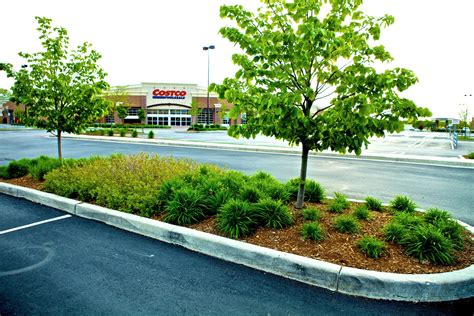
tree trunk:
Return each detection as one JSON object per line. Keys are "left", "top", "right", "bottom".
{"left": 295, "top": 143, "right": 310, "bottom": 209}
{"left": 57, "top": 130, "right": 63, "bottom": 162}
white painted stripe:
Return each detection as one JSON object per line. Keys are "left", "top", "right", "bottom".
{"left": 0, "top": 215, "right": 72, "bottom": 235}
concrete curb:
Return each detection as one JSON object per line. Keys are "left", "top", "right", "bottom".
{"left": 62, "top": 134, "right": 474, "bottom": 168}
{"left": 1, "top": 182, "right": 473, "bottom": 302}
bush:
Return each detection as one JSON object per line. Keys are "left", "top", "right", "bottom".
{"left": 98, "top": 129, "right": 105, "bottom": 136}
{"left": 353, "top": 205, "right": 371, "bottom": 220}
{"left": 220, "top": 171, "right": 248, "bottom": 195}
{"left": 263, "top": 183, "right": 291, "bottom": 203}
{"left": 304, "top": 180, "right": 326, "bottom": 203}
{"left": 217, "top": 199, "right": 257, "bottom": 239}
{"left": 164, "top": 188, "right": 206, "bottom": 225}
{"left": 148, "top": 130, "right": 154, "bottom": 139}
{"left": 402, "top": 225, "right": 454, "bottom": 265}
{"left": 6, "top": 158, "right": 31, "bottom": 179}
{"left": 333, "top": 192, "right": 350, "bottom": 209}
{"left": 286, "top": 178, "right": 325, "bottom": 203}
{"left": 254, "top": 198, "right": 293, "bottom": 229}
{"left": 205, "top": 190, "right": 232, "bottom": 215}
{"left": 45, "top": 154, "right": 201, "bottom": 215}
{"left": 29, "top": 156, "right": 62, "bottom": 180}
{"left": 0, "top": 166, "right": 8, "bottom": 179}
{"left": 301, "top": 222, "right": 325, "bottom": 241}
{"left": 383, "top": 222, "right": 407, "bottom": 243}
{"left": 107, "top": 129, "right": 114, "bottom": 136}
{"left": 424, "top": 208, "right": 452, "bottom": 224}
{"left": 302, "top": 207, "right": 321, "bottom": 221}
{"left": 365, "top": 196, "right": 384, "bottom": 212}
{"left": 239, "top": 185, "right": 263, "bottom": 203}
{"left": 467, "top": 152, "right": 474, "bottom": 159}
{"left": 358, "top": 236, "right": 386, "bottom": 259}
{"left": 131, "top": 130, "right": 138, "bottom": 138}
{"left": 393, "top": 212, "right": 423, "bottom": 229}
{"left": 333, "top": 215, "right": 359, "bottom": 233}
{"left": 156, "top": 177, "right": 188, "bottom": 210}
{"left": 390, "top": 195, "right": 417, "bottom": 213}
{"left": 119, "top": 129, "right": 126, "bottom": 137}
{"left": 328, "top": 201, "right": 344, "bottom": 214}
{"left": 435, "top": 219, "right": 466, "bottom": 251}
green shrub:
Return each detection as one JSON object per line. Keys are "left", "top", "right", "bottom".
{"left": 328, "top": 201, "right": 344, "bottom": 214}
{"left": 333, "top": 192, "right": 350, "bottom": 209}
{"left": 220, "top": 171, "right": 248, "bottom": 196}
{"left": 250, "top": 171, "right": 275, "bottom": 182}
{"left": 205, "top": 190, "right": 232, "bottom": 215}
{"left": 467, "top": 152, "right": 474, "bottom": 159}
{"left": 239, "top": 185, "right": 263, "bottom": 203}
{"left": 390, "top": 195, "right": 416, "bottom": 213}
{"left": 393, "top": 212, "right": 423, "bottom": 229}
{"left": 301, "top": 222, "right": 325, "bottom": 241}
{"left": 131, "top": 130, "right": 138, "bottom": 138}
{"left": 98, "top": 129, "right": 105, "bottom": 136}
{"left": 333, "top": 215, "right": 359, "bottom": 233}
{"left": 353, "top": 205, "right": 371, "bottom": 220}
{"left": 365, "top": 196, "right": 384, "bottom": 212}
{"left": 286, "top": 178, "right": 325, "bottom": 203}
{"left": 29, "top": 156, "right": 62, "bottom": 180}
{"left": 435, "top": 220, "right": 466, "bottom": 251}
{"left": 302, "top": 207, "right": 321, "bottom": 221}
{"left": 264, "top": 183, "right": 291, "bottom": 203}
{"left": 119, "top": 129, "right": 126, "bottom": 137}
{"left": 304, "top": 180, "right": 326, "bottom": 203}
{"left": 164, "top": 188, "right": 206, "bottom": 225}
{"left": 254, "top": 198, "right": 293, "bottom": 229}
{"left": 358, "top": 236, "right": 386, "bottom": 259}
{"left": 217, "top": 199, "right": 257, "bottom": 239}
{"left": 402, "top": 225, "right": 454, "bottom": 265}
{"left": 45, "top": 154, "right": 201, "bottom": 215}
{"left": 6, "top": 158, "right": 31, "bottom": 179}
{"left": 424, "top": 208, "right": 452, "bottom": 224}
{"left": 0, "top": 165, "right": 8, "bottom": 179}
{"left": 383, "top": 222, "right": 407, "bottom": 243}
{"left": 107, "top": 129, "right": 114, "bottom": 136}
{"left": 148, "top": 130, "right": 154, "bottom": 139}
{"left": 156, "top": 177, "right": 188, "bottom": 210}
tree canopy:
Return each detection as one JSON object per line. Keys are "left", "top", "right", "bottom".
{"left": 212, "top": 0, "right": 431, "bottom": 208}
{"left": 0, "top": 17, "right": 109, "bottom": 160}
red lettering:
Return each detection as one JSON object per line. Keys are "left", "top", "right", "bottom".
{"left": 152, "top": 89, "right": 187, "bottom": 97}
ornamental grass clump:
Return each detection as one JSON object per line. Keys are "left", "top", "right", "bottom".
{"left": 5, "top": 158, "right": 31, "bottom": 179}
{"left": 358, "top": 236, "right": 386, "bottom": 259}
{"left": 239, "top": 185, "right": 263, "bottom": 203}
{"left": 164, "top": 188, "right": 206, "bottom": 225}
{"left": 302, "top": 207, "right": 321, "bottom": 221}
{"left": 301, "top": 222, "right": 325, "bottom": 241}
{"left": 333, "top": 215, "right": 359, "bottom": 234}
{"left": 285, "top": 178, "right": 325, "bottom": 203}
{"left": 423, "top": 208, "right": 452, "bottom": 224}
{"left": 148, "top": 130, "right": 154, "bottom": 139}
{"left": 217, "top": 199, "right": 257, "bottom": 239}
{"left": 254, "top": 198, "right": 293, "bottom": 229}
{"left": 365, "top": 196, "right": 384, "bottom": 212}
{"left": 353, "top": 205, "right": 371, "bottom": 220}
{"left": 390, "top": 195, "right": 417, "bottom": 213}
{"left": 383, "top": 222, "right": 407, "bottom": 243}
{"left": 402, "top": 225, "right": 455, "bottom": 265}
{"left": 29, "top": 156, "right": 62, "bottom": 180}
{"left": 333, "top": 192, "right": 350, "bottom": 209}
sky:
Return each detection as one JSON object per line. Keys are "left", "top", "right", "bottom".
{"left": 1, "top": 0, "right": 473, "bottom": 119}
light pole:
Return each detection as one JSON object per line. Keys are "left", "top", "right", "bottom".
{"left": 203, "top": 45, "right": 215, "bottom": 126}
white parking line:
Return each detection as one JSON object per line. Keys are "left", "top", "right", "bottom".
{"left": 0, "top": 215, "right": 72, "bottom": 235}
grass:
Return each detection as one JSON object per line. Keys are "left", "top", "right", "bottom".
{"left": 2, "top": 153, "right": 470, "bottom": 268}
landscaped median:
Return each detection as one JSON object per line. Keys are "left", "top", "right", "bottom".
{"left": 0, "top": 181, "right": 473, "bottom": 302}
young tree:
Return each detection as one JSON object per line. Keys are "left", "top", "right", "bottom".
{"left": 212, "top": 0, "right": 431, "bottom": 208}
{"left": 138, "top": 108, "right": 146, "bottom": 133}
{"left": 458, "top": 107, "right": 470, "bottom": 130}
{"left": 0, "top": 17, "right": 109, "bottom": 161}
{"left": 103, "top": 85, "right": 132, "bottom": 124}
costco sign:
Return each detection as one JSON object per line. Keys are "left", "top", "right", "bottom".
{"left": 152, "top": 89, "right": 187, "bottom": 100}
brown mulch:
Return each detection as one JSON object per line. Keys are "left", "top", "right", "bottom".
{"left": 2, "top": 176, "right": 473, "bottom": 274}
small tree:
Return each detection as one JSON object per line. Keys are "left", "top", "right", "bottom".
{"left": 459, "top": 107, "right": 470, "bottom": 130}
{"left": 213, "top": 0, "right": 431, "bottom": 208}
{"left": 138, "top": 108, "right": 146, "bottom": 133}
{"left": 117, "top": 105, "right": 128, "bottom": 123}
{"left": 0, "top": 17, "right": 109, "bottom": 161}
{"left": 103, "top": 85, "right": 131, "bottom": 124}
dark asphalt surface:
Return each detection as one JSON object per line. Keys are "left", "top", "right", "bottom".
{"left": 1, "top": 194, "right": 472, "bottom": 315}
{"left": 0, "top": 130, "right": 473, "bottom": 225}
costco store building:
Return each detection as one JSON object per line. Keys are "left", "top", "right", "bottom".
{"left": 101, "top": 82, "right": 241, "bottom": 127}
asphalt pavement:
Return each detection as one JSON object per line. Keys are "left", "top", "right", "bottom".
{"left": 1, "top": 194, "right": 472, "bottom": 315}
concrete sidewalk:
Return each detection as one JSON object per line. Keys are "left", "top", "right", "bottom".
{"left": 63, "top": 133, "right": 474, "bottom": 168}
